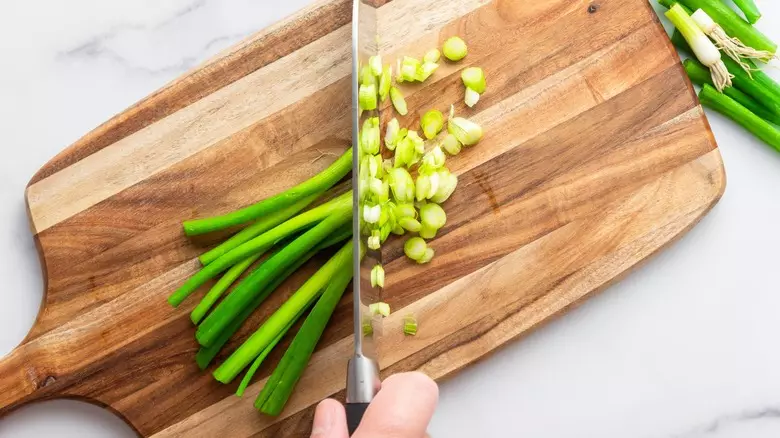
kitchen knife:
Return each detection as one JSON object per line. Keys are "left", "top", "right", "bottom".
{"left": 346, "top": 0, "right": 382, "bottom": 435}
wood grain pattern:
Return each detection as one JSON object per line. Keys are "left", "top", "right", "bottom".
{"left": 1, "top": 0, "right": 724, "bottom": 436}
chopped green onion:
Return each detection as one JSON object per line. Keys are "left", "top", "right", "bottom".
{"left": 182, "top": 148, "right": 352, "bottom": 236}
{"left": 361, "top": 65, "right": 375, "bottom": 87}
{"left": 419, "top": 203, "right": 446, "bottom": 229}
{"left": 699, "top": 83, "right": 780, "bottom": 151}
{"left": 399, "top": 217, "right": 422, "bottom": 232}
{"left": 379, "top": 66, "right": 392, "bottom": 102}
{"left": 214, "top": 242, "right": 352, "bottom": 383}
{"left": 254, "top": 260, "right": 353, "bottom": 416}
{"left": 371, "top": 264, "right": 385, "bottom": 288}
{"left": 388, "top": 168, "right": 415, "bottom": 203}
{"left": 363, "top": 204, "right": 381, "bottom": 224}
{"left": 465, "top": 88, "right": 480, "bottom": 108}
{"left": 417, "top": 247, "right": 435, "bottom": 264}
{"left": 666, "top": 4, "right": 731, "bottom": 91}
{"left": 404, "top": 237, "right": 427, "bottom": 261}
{"left": 390, "top": 87, "right": 408, "bottom": 116}
{"left": 403, "top": 315, "right": 418, "bottom": 336}
{"left": 441, "top": 133, "right": 462, "bottom": 155}
{"left": 442, "top": 36, "right": 468, "bottom": 61}
{"left": 385, "top": 118, "right": 401, "bottom": 150}
{"left": 421, "top": 110, "right": 444, "bottom": 139}
{"left": 418, "top": 224, "right": 437, "bottom": 240}
{"left": 369, "top": 55, "right": 383, "bottom": 77}
{"left": 415, "top": 174, "right": 432, "bottom": 202}
{"left": 369, "top": 302, "right": 390, "bottom": 317}
{"left": 416, "top": 62, "right": 439, "bottom": 82}
{"left": 448, "top": 106, "right": 484, "bottom": 146}
{"left": 461, "top": 67, "right": 486, "bottom": 94}
{"left": 361, "top": 117, "right": 381, "bottom": 155}
{"left": 401, "top": 56, "right": 421, "bottom": 82}
{"left": 367, "top": 230, "right": 381, "bottom": 250}
{"left": 359, "top": 84, "right": 378, "bottom": 111}
{"left": 395, "top": 203, "right": 417, "bottom": 219}
{"left": 424, "top": 49, "right": 441, "bottom": 63}
{"left": 430, "top": 169, "right": 457, "bottom": 204}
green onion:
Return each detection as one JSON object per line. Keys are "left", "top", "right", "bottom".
{"left": 461, "top": 67, "right": 486, "bottom": 94}
{"left": 684, "top": 59, "right": 780, "bottom": 125}
{"left": 254, "top": 261, "right": 353, "bottom": 416}
{"left": 388, "top": 168, "right": 415, "bottom": 203}
{"left": 421, "top": 110, "right": 444, "bottom": 140}
{"left": 691, "top": 9, "right": 772, "bottom": 69}
{"left": 214, "top": 241, "right": 353, "bottom": 383}
{"left": 448, "top": 106, "right": 483, "bottom": 146}
{"left": 416, "top": 62, "right": 439, "bottom": 82}
{"left": 418, "top": 224, "right": 437, "bottom": 240}
{"left": 732, "top": 0, "right": 761, "bottom": 24}
{"left": 666, "top": 4, "right": 732, "bottom": 91}
{"left": 369, "top": 302, "right": 390, "bottom": 317}
{"left": 379, "top": 66, "right": 392, "bottom": 102}
{"left": 361, "top": 117, "right": 381, "bottom": 155}
{"left": 369, "top": 55, "right": 382, "bottom": 77}
{"left": 417, "top": 247, "right": 435, "bottom": 264}
{"left": 424, "top": 49, "right": 441, "bottom": 63}
{"left": 674, "top": 0, "right": 776, "bottom": 55}
{"left": 193, "top": 226, "right": 352, "bottom": 370}
{"left": 465, "top": 88, "right": 480, "bottom": 108}
{"left": 385, "top": 118, "right": 400, "bottom": 150}
{"left": 360, "top": 84, "right": 378, "bottom": 111}
{"left": 404, "top": 237, "right": 427, "bottom": 261}
{"left": 361, "top": 66, "right": 376, "bottom": 88}
{"left": 657, "top": 0, "right": 692, "bottom": 14}
{"left": 430, "top": 169, "right": 458, "bottom": 204}
{"left": 182, "top": 148, "right": 352, "bottom": 236}
{"left": 441, "top": 133, "right": 462, "bottom": 155}
{"left": 199, "top": 195, "right": 318, "bottom": 266}
{"left": 390, "top": 87, "right": 408, "bottom": 116}
{"left": 699, "top": 83, "right": 780, "bottom": 151}
{"left": 169, "top": 191, "right": 352, "bottom": 307}
{"left": 403, "top": 315, "right": 418, "bottom": 336}
{"left": 419, "top": 203, "right": 446, "bottom": 230}
{"left": 196, "top": 205, "right": 352, "bottom": 348}
{"left": 371, "top": 264, "right": 385, "bottom": 288}
{"left": 673, "top": 31, "right": 780, "bottom": 116}
{"left": 399, "top": 217, "right": 422, "bottom": 232}
{"left": 191, "top": 253, "right": 262, "bottom": 325}
{"left": 442, "top": 36, "right": 468, "bottom": 61}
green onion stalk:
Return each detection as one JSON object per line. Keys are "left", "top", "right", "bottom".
{"left": 661, "top": 0, "right": 776, "bottom": 56}
{"left": 699, "top": 83, "right": 780, "bottom": 151}
{"left": 194, "top": 225, "right": 351, "bottom": 370}
{"left": 182, "top": 148, "right": 352, "bottom": 236}
{"left": 732, "top": 0, "right": 761, "bottom": 25}
{"left": 196, "top": 207, "right": 353, "bottom": 348}
{"left": 672, "top": 31, "right": 780, "bottom": 117}
{"left": 213, "top": 241, "right": 353, "bottom": 384}
{"left": 168, "top": 191, "right": 352, "bottom": 307}
{"left": 255, "top": 259, "right": 353, "bottom": 415}
{"left": 683, "top": 59, "right": 780, "bottom": 125}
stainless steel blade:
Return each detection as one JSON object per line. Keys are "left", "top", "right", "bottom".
{"left": 347, "top": 0, "right": 381, "bottom": 409}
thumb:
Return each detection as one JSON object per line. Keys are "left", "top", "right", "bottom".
{"left": 311, "top": 399, "right": 349, "bottom": 438}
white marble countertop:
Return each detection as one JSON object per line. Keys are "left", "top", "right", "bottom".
{"left": 1, "top": 1, "right": 780, "bottom": 437}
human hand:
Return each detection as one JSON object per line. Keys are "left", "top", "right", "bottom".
{"left": 311, "top": 372, "right": 439, "bottom": 438}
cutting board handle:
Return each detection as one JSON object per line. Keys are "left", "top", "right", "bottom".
{"left": 0, "top": 346, "right": 50, "bottom": 416}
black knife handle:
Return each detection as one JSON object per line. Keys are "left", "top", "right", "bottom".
{"left": 345, "top": 402, "right": 370, "bottom": 435}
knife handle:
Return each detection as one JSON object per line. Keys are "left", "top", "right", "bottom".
{"left": 345, "top": 402, "right": 370, "bottom": 435}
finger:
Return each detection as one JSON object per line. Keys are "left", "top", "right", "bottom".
{"left": 354, "top": 372, "right": 439, "bottom": 438}
{"left": 311, "top": 399, "right": 349, "bottom": 438}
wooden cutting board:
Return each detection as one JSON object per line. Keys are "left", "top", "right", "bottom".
{"left": 0, "top": 0, "right": 724, "bottom": 436}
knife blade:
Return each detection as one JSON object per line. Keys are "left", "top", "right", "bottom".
{"left": 346, "top": 0, "right": 382, "bottom": 434}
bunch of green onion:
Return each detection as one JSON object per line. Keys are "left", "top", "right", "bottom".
{"left": 660, "top": 0, "right": 780, "bottom": 152}
{"left": 167, "top": 35, "right": 487, "bottom": 417}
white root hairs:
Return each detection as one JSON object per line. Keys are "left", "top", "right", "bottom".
{"left": 709, "top": 26, "right": 775, "bottom": 78}
{"left": 710, "top": 61, "right": 734, "bottom": 92}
